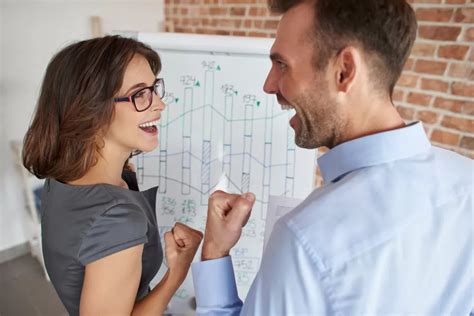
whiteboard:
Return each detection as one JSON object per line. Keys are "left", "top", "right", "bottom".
{"left": 131, "top": 32, "right": 317, "bottom": 314}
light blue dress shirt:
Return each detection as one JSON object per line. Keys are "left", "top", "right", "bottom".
{"left": 192, "top": 122, "right": 473, "bottom": 315}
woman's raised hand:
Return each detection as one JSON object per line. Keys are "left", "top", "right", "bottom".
{"left": 164, "top": 222, "right": 203, "bottom": 284}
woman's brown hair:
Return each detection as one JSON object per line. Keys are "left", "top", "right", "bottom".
{"left": 22, "top": 35, "right": 161, "bottom": 182}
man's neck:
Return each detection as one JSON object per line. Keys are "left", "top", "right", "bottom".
{"left": 333, "top": 99, "right": 406, "bottom": 148}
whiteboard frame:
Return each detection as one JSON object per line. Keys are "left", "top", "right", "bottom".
{"left": 136, "top": 32, "right": 274, "bottom": 56}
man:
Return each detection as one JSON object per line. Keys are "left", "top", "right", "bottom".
{"left": 193, "top": 0, "right": 473, "bottom": 314}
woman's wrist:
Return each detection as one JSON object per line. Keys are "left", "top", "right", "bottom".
{"left": 166, "top": 267, "right": 189, "bottom": 287}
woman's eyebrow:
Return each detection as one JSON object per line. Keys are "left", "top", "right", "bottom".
{"left": 124, "top": 82, "right": 147, "bottom": 95}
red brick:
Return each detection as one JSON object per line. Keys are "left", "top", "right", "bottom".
{"left": 421, "top": 78, "right": 449, "bottom": 92}
{"left": 417, "top": 110, "right": 439, "bottom": 124}
{"left": 438, "top": 45, "right": 470, "bottom": 60}
{"left": 454, "top": 7, "right": 474, "bottom": 23}
{"left": 416, "top": 8, "right": 453, "bottom": 22}
{"left": 392, "top": 89, "right": 405, "bottom": 102}
{"left": 175, "top": 26, "right": 194, "bottom": 33}
{"left": 248, "top": 31, "right": 268, "bottom": 37}
{"left": 448, "top": 63, "right": 474, "bottom": 80}
{"left": 264, "top": 19, "right": 279, "bottom": 29}
{"left": 408, "top": 0, "right": 442, "bottom": 3}
{"left": 465, "top": 28, "right": 474, "bottom": 42}
{"left": 407, "top": 92, "right": 432, "bottom": 106}
{"left": 419, "top": 26, "right": 462, "bottom": 41}
{"left": 397, "top": 74, "right": 419, "bottom": 88}
{"left": 230, "top": 7, "right": 246, "bottom": 16}
{"left": 451, "top": 82, "right": 474, "bottom": 98}
{"left": 460, "top": 136, "right": 474, "bottom": 150}
{"left": 222, "top": 0, "right": 255, "bottom": 3}
{"left": 431, "top": 129, "right": 461, "bottom": 146}
{"left": 232, "top": 31, "right": 247, "bottom": 36}
{"left": 195, "top": 28, "right": 206, "bottom": 34}
{"left": 434, "top": 97, "right": 474, "bottom": 115}
{"left": 210, "top": 7, "right": 227, "bottom": 15}
{"left": 217, "top": 19, "right": 240, "bottom": 28}
{"left": 199, "top": 7, "right": 210, "bottom": 15}
{"left": 414, "top": 60, "right": 447, "bottom": 75}
{"left": 396, "top": 105, "right": 415, "bottom": 120}
{"left": 442, "top": 116, "right": 474, "bottom": 133}
{"left": 411, "top": 43, "right": 437, "bottom": 57}
{"left": 249, "top": 7, "right": 267, "bottom": 16}
{"left": 403, "top": 58, "right": 415, "bottom": 71}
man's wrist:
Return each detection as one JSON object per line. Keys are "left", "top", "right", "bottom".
{"left": 201, "top": 241, "right": 230, "bottom": 261}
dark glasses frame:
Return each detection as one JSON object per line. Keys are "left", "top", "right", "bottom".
{"left": 114, "top": 78, "right": 165, "bottom": 112}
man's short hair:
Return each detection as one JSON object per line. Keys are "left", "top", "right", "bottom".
{"left": 269, "top": 0, "right": 417, "bottom": 95}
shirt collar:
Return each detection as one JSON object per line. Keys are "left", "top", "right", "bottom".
{"left": 318, "top": 122, "right": 431, "bottom": 183}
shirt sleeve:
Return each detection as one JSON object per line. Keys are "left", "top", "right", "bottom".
{"left": 191, "top": 220, "right": 329, "bottom": 315}
{"left": 241, "top": 220, "right": 329, "bottom": 315}
{"left": 77, "top": 203, "right": 148, "bottom": 265}
{"left": 192, "top": 256, "right": 243, "bottom": 315}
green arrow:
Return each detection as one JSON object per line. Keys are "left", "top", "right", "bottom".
{"left": 175, "top": 98, "right": 179, "bottom": 103}
{"left": 217, "top": 65, "right": 221, "bottom": 71}
{"left": 195, "top": 81, "right": 201, "bottom": 87}
{"left": 234, "top": 91, "right": 238, "bottom": 96}
{"left": 256, "top": 101, "right": 261, "bottom": 107}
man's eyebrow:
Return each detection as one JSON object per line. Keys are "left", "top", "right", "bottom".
{"left": 269, "top": 52, "right": 286, "bottom": 62}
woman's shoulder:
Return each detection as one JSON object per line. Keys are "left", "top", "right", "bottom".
{"left": 41, "top": 179, "right": 152, "bottom": 267}
{"left": 43, "top": 177, "right": 148, "bottom": 213}
{"left": 76, "top": 202, "right": 149, "bottom": 265}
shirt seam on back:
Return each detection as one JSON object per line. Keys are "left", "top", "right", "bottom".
{"left": 283, "top": 219, "right": 337, "bottom": 315}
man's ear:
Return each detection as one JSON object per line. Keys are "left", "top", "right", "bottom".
{"left": 334, "top": 46, "right": 361, "bottom": 93}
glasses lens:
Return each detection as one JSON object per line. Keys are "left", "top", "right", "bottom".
{"left": 154, "top": 80, "right": 165, "bottom": 99}
{"left": 134, "top": 88, "right": 152, "bottom": 111}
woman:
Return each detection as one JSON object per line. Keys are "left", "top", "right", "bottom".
{"left": 22, "top": 35, "right": 203, "bottom": 315}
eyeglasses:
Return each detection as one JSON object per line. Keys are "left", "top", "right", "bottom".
{"left": 114, "top": 78, "right": 165, "bottom": 112}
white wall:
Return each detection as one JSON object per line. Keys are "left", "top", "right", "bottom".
{"left": 0, "top": 1, "right": 6, "bottom": 250}
{"left": 0, "top": 0, "right": 165, "bottom": 251}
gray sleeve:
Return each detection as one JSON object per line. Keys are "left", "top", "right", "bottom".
{"left": 77, "top": 203, "right": 148, "bottom": 265}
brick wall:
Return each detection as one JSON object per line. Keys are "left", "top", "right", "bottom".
{"left": 164, "top": 0, "right": 473, "bottom": 160}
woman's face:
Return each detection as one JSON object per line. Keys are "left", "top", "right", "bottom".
{"left": 105, "top": 54, "right": 165, "bottom": 154}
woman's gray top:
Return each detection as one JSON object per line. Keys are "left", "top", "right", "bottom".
{"left": 40, "top": 171, "right": 163, "bottom": 316}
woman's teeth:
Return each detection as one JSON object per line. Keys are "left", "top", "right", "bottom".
{"left": 281, "top": 104, "right": 294, "bottom": 111}
{"left": 139, "top": 119, "right": 159, "bottom": 128}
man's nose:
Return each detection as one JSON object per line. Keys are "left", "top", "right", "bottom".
{"left": 263, "top": 67, "right": 278, "bottom": 94}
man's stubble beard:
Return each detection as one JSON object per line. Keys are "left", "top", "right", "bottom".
{"left": 291, "top": 83, "right": 345, "bottom": 149}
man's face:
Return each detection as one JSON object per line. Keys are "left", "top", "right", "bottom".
{"left": 263, "top": 2, "right": 344, "bottom": 149}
